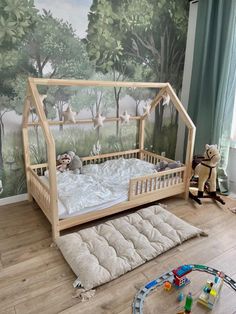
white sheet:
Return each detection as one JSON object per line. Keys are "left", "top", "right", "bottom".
{"left": 43, "top": 158, "right": 156, "bottom": 218}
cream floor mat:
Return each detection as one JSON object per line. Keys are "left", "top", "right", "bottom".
{"left": 56, "top": 204, "right": 204, "bottom": 290}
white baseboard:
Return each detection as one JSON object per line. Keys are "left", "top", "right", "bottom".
{"left": 0, "top": 193, "right": 28, "bottom": 206}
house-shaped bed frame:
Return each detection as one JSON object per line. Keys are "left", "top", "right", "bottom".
{"left": 22, "top": 78, "right": 195, "bottom": 240}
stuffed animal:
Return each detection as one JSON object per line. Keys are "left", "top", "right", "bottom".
{"left": 56, "top": 153, "right": 73, "bottom": 172}
{"left": 156, "top": 160, "right": 181, "bottom": 172}
{"left": 67, "top": 151, "right": 83, "bottom": 173}
{"left": 190, "top": 144, "right": 225, "bottom": 205}
{"left": 194, "top": 144, "right": 220, "bottom": 197}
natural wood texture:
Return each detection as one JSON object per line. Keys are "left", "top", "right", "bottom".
{"left": 184, "top": 127, "right": 196, "bottom": 198}
{"left": 22, "top": 78, "right": 195, "bottom": 239}
{"left": 140, "top": 87, "right": 167, "bottom": 119}
{"left": 27, "top": 116, "right": 140, "bottom": 127}
{"left": 27, "top": 78, "right": 59, "bottom": 239}
{"left": 166, "top": 83, "right": 196, "bottom": 199}
{"left": 81, "top": 149, "right": 140, "bottom": 164}
{"left": 139, "top": 119, "right": 145, "bottom": 159}
{"left": 32, "top": 77, "right": 169, "bottom": 88}
{"left": 0, "top": 197, "right": 236, "bottom": 314}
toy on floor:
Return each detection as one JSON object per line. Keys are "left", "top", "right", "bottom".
{"left": 177, "top": 292, "right": 184, "bottom": 302}
{"left": 132, "top": 264, "right": 236, "bottom": 314}
{"left": 164, "top": 281, "right": 172, "bottom": 291}
{"left": 173, "top": 265, "right": 192, "bottom": 289}
{"left": 189, "top": 144, "right": 225, "bottom": 205}
{"left": 197, "top": 271, "right": 225, "bottom": 309}
{"left": 184, "top": 292, "right": 193, "bottom": 313}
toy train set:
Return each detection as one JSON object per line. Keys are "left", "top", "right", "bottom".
{"left": 132, "top": 264, "right": 236, "bottom": 314}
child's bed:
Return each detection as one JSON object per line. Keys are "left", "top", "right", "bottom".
{"left": 22, "top": 78, "right": 195, "bottom": 239}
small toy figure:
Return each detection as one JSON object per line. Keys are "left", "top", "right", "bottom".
{"left": 67, "top": 151, "right": 82, "bottom": 173}
{"left": 177, "top": 292, "right": 184, "bottom": 302}
{"left": 184, "top": 292, "right": 193, "bottom": 313}
{"left": 173, "top": 265, "right": 192, "bottom": 289}
{"left": 56, "top": 153, "right": 72, "bottom": 172}
{"left": 198, "top": 271, "right": 225, "bottom": 309}
{"left": 164, "top": 281, "right": 172, "bottom": 291}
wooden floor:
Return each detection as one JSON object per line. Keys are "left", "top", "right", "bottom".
{"left": 0, "top": 196, "right": 236, "bottom": 314}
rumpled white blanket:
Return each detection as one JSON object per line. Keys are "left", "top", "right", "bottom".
{"left": 45, "top": 158, "right": 156, "bottom": 217}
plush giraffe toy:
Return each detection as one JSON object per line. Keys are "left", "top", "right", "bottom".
{"left": 190, "top": 144, "right": 225, "bottom": 205}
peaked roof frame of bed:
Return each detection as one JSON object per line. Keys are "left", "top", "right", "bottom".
{"left": 22, "top": 78, "right": 195, "bottom": 239}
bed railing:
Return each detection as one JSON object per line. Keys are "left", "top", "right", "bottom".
{"left": 81, "top": 149, "right": 181, "bottom": 166}
{"left": 81, "top": 149, "right": 140, "bottom": 165}
{"left": 129, "top": 166, "right": 186, "bottom": 200}
{"left": 28, "top": 166, "right": 52, "bottom": 223}
{"left": 140, "top": 149, "right": 179, "bottom": 164}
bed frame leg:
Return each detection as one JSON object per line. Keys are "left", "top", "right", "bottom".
{"left": 27, "top": 192, "right": 33, "bottom": 202}
{"left": 184, "top": 189, "right": 189, "bottom": 200}
{"left": 52, "top": 226, "right": 60, "bottom": 241}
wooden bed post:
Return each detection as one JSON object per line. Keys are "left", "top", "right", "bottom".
{"left": 28, "top": 78, "right": 60, "bottom": 240}
{"left": 166, "top": 84, "right": 196, "bottom": 200}
{"left": 139, "top": 118, "right": 145, "bottom": 159}
{"left": 22, "top": 88, "right": 33, "bottom": 202}
{"left": 184, "top": 127, "right": 196, "bottom": 199}
{"left": 139, "top": 87, "right": 168, "bottom": 160}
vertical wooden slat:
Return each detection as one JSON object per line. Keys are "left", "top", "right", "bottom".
{"left": 28, "top": 78, "right": 59, "bottom": 240}
{"left": 139, "top": 119, "right": 145, "bottom": 159}
{"left": 22, "top": 88, "right": 32, "bottom": 201}
{"left": 184, "top": 128, "right": 195, "bottom": 198}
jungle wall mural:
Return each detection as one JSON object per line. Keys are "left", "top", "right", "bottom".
{"left": 0, "top": 0, "right": 189, "bottom": 198}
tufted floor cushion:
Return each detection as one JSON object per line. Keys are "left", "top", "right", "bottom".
{"left": 56, "top": 205, "right": 204, "bottom": 290}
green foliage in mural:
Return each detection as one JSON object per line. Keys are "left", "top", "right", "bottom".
{"left": 0, "top": 4, "right": 95, "bottom": 197}
{"left": 86, "top": 0, "right": 188, "bottom": 87}
{"left": 0, "top": 0, "right": 37, "bottom": 96}
{"left": 0, "top": 0, "right": 37, "bottom": 46}
{"left": 0, "top": 0, "right": 189, "bottom": 198}
{"left": 86, "top": 0, "right": 189, "bottom": 158}
{"left": 23, "top": 10, "right": 92, "bottom": 79}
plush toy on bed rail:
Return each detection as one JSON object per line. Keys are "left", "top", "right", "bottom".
{"left": 56, "top": 153, "right": 73, "bottom": 172}
{"left": 67, "top": 151, "right": 82, "bottom": 173}
{"left": 56, "top": 151, "right": 82, "bottom": 173}
{"left": 189, "top": 144, "right": 225, "bottom": 205}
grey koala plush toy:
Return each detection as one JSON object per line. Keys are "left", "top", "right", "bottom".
{"left": 67, "top": 151, "right": 82, "bottom": 173}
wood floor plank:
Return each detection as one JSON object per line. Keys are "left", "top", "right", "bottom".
{"left": 59, "top": 272, "right": 147, "bottom": 314}
{"left": 0, "top": 307, "right": 16, "bottom": 314}
{"left": 14, "top": 280, "right": 78, "bottom": 314}
{"left": 0, "top": 197, "right": 236, "bottom": 314}
{"left": 0, "top": 228, "right": 50, "bottom": 253}
{"left": 1, "top": 237, "right": 52, "bottom": 267}
{"left": 0, "top": 263, "right": 74, "bottom": 310}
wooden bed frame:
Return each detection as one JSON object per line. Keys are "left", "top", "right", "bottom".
{"left": 22, "top": 78, "right": 195, "bottom": 240}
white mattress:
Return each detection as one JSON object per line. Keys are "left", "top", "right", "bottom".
{"left": 41, "top": 158, "right": 157, "bottom": 219}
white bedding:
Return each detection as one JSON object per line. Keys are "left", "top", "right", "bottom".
{"left": 43, "top": 158, "right": 156, "bottom": 218}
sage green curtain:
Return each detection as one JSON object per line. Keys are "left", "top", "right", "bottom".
{"left": 188, "top": 0, "right": 236, "bottom": 194}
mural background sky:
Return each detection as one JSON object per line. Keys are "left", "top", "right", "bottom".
{"left": 35, "top": 0, "right": 93, "bottom": 38}
{"left": 5, "top": 0, "right": 93, "bottom": 131}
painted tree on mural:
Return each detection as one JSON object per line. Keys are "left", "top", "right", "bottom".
{"left": 23, "top": 10, "right": 93, "bottom": 122}
{"left": 0, "top": 0, "right": 37, "bottom": 185}
{"left": 0, "top": 6, "right": 93, "bottom": 196}
{"left": 86, "top": 0, "right": 188, "bottom": 157}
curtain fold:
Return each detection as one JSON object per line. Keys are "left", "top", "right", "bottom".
{"left": 188, "top": 0, "right": 236, "bottom": 194}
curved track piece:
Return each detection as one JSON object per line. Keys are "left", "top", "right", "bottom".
{"left": 132, "top": 271, "right": 174, "bottom": 314}
{"left": 132, "top": 264, "right": 236, "bottom": 314}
